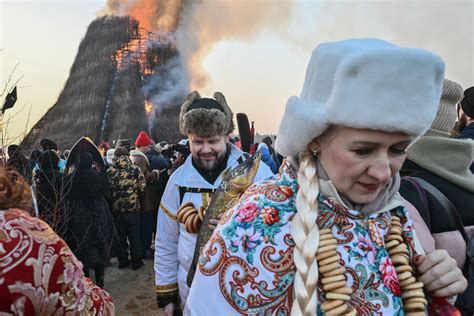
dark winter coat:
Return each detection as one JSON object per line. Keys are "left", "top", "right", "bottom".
{"left": 63, "top": 154, "right": 115, "bottom": 267}
{"left": 107, "top": 155, "right": 146, "bottom": 213}
{"left": 400, "top": 159, "right": 474, "bottom": 268}
{"left": 130, "top": 149, "right": 158, "bottom": 212}
{"left": 146, "top": 148, "right": 170, "bottom": 204}
{"left": 35, "top": 168, "right": 64, "bottom": 234}
{"left": 400, "top": 159, "right": 474, "bottom": 231}
{"left": 458, "top": 122, "right": 474, "bottom": 173}
{"left": 458, "top": 122, "right": 474, "bottom": 140}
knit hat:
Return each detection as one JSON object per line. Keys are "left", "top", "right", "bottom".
{"left": 40, "top": 138, "right": 58, "bottom": 151}
{"left": 115, "top": 139, "right": 131, "bottom": 151}
{"left": 425, "top": 79, "right": 463, "bottom": 137}
{"left": 135, "top": 131, "right": 153, "bottom": 147}
{"left": 179, "top": 91, "right": 234, "bottom": 137}
{"left": 461, "top": 86, "right": 474, "bottom": 118}
{"left": 275, "top": 38, "right": 445, "bottom": 157}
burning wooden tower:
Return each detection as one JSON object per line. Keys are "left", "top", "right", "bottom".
{"left": 21, "top": 15, "right": 185, "bottom": 151}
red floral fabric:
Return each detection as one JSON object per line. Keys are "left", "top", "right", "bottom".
{"left": 0, "top": 209, "right": 115, "bottom": 315}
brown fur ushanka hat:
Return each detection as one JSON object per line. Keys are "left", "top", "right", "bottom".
{"left": 179, "top": 91, "right": 234, "bottom": 137}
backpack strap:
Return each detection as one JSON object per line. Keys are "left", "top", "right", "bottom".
{"left": 402, "top": 176, "right": 431, "bottom": 229}
{"left": 405, "top": 176, "right": 469, "bottom": 243}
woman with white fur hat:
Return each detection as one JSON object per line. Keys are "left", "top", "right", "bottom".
{"left": 184, "top": 39, "right": 467, "bottom": 315}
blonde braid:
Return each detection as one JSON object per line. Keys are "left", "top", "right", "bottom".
{"left": 291, "top": 151, "right": 321, "bottom": 316}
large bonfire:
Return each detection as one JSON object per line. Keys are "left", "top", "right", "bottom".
{"left": 22, "top": 1, "right": 194, "bottom": 151}
{"left": 21, "top": 0, "right": 292, "bottom": 151}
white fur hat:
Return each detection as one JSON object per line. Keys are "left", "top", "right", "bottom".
{"left": 275, "top": 38, "right": 445, "bottom": 157}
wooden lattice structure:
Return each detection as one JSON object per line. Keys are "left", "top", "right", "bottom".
{"left": 21, "top": 15, "right": 184, "bottom": 152}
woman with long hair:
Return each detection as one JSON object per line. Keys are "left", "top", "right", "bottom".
{"left": 185, "top": 39, "right": 467, "bottom": 315}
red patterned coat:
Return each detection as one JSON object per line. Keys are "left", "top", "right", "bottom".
{"left": 0, "top": 208, "right": 115, "bottom": 315}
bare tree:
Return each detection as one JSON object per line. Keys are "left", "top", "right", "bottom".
{"left": 1, "top": 59, "right": 34, "bottom": 161}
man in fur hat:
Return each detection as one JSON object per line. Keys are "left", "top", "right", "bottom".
{"left": 154, "top": 91, "right": 273, "bottom": 314}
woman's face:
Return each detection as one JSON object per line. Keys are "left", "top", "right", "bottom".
{"left": 312, "top": 127, "right": 412, "bottom": 205}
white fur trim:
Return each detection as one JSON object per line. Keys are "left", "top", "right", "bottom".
{"left": 276, "top": 97, "right": 328, "bottom": 157}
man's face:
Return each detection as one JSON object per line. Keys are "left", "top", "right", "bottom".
{"left": 188, "top": 134, "right": 229, "bottom": 170}
{"left": 137, "top": 145, "right": 150, "bottom": 153}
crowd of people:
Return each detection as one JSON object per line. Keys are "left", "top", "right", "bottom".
{"left": 1, "top": 37, "right": 473, "bottom": 315}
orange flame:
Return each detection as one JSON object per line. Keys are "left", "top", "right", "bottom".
{"left": 145, "top": 100, "right": 153, "bottom": 116}
{"left": 112, "top": 27, "right": 172, "bottom": 75}
{"left": 101, "top": 0, "right": 183, "bottom": 33}
{"left": 128, "top": 0, "right": 156, "bottom": 31}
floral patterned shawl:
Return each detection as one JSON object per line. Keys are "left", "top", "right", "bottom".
{"left": 185, "top": 161, "right": 423, "bottom": 315}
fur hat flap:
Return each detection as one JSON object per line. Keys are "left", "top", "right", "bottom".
{"left": 179, "top": 91, "right": 234, "bottom": 137}
{"left": 275, "top": 96, "right": 328, "bottom": 157}
{"left": 326, "top": 47, "right": 445, "bottom": 136}
{"left": 179, "top": 91, "right": 200, "bottom": 135}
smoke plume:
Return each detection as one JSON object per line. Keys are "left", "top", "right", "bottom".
{"left": 99, "top": 0, "right": 473, "bottom": 135}
{"left": 99, "top": 0, "right": 294, "bottom": 107}
{"left": 175, "top": 1, "right": 293, "bottom": 89}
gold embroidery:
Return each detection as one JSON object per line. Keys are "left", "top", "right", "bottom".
{"left": 156, "top": 283, "right": 179, "bottom": 293}
{"left": 160, "top": 203, "right": 177, "bottom": 221}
